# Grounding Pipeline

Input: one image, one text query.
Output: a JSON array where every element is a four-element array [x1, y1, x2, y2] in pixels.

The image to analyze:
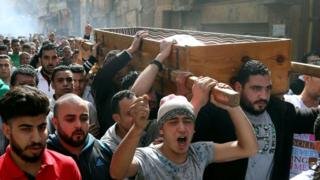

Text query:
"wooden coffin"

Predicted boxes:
[[94, 27, 292, 95]]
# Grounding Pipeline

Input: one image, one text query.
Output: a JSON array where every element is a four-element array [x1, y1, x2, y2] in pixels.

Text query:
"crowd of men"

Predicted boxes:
[[0, 24, 320, 180]]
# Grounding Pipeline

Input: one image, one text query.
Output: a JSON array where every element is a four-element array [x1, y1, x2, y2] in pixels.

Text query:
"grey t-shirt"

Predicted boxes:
[[133, 142, 215, 180], [101, 120, 159, 152], [245, 111, 276, 180], [100, 123, 122, 152]]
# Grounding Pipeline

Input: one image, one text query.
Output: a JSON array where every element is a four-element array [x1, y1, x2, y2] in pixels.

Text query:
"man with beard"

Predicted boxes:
[[37, 43, 59, 98], [192, 59, 320, 180], [48, 65, 99, 137], [0, 86, 81, 179], [47, 93, 112, 180], [110, 77, 258, 179]]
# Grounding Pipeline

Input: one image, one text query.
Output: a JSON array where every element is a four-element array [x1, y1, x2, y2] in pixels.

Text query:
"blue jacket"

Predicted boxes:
[[47, 133, 113, 180]]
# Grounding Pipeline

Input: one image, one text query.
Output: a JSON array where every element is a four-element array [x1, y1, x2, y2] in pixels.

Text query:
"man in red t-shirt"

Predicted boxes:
[[0, 85, 81, 179]]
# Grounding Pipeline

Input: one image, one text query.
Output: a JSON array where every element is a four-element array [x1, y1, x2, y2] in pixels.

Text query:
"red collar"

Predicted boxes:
[[2, 146, 57, 178]]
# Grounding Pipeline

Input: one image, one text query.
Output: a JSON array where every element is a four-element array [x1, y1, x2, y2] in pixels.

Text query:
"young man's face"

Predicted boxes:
[[63, 47, 72, 59], [11, 42, 20, 54], [161, 114, 195, 155], [52, 70, 74, 98], [40, 49, 59, 74], [237, 74, 272, 115], [53, 100, 89, 147], [72, 72, 87, 96], [0, 58, 11, 80], [114, 96, 137, 136], [20, 53, 31, 65], [2, 114, 48, 162]]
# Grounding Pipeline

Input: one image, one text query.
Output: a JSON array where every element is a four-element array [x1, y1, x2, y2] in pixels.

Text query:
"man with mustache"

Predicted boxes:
[[110, 77, 258, 179], [37, 43, 59, 98], [0, 86, 81, 179], [47, 93, 112, 180], [193, 59, 320, 180]]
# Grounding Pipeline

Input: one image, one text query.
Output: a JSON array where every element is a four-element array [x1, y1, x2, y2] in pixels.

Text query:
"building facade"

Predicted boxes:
[[12, 0, 319, 59]]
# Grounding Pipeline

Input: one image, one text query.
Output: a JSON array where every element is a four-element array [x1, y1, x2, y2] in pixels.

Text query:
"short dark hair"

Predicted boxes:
[[10, 65, 38, 86], [3, 39, 10, 45], [0, 85, 50, 123], [70, 64, 85, 74], [121, 71, 139, 90], [38, 43, 56, 58], [0, 54, 10, 60], [233, 59, 270, 85], [0, 45, 8, 51], [51, 65, 71, 81], [301, 49, 320, 64], [22, 43, 31, 51], [11, 38, 19, 44], [111, 90, 135, 114]]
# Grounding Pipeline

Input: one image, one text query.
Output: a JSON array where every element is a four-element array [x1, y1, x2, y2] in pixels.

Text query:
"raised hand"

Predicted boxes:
[[174, 71, 193, 97], [129, 95, 150, 130], [127, 30, 149, 54], [155, 39, 174, 63], [210, 82, 235, 110], [191, 76, 217, 115]]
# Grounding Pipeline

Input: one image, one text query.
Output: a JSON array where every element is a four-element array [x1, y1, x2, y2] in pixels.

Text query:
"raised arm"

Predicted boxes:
[[211, 83, 258, 162], [131, 40, 173, 96], [110, 95, 150, 179]]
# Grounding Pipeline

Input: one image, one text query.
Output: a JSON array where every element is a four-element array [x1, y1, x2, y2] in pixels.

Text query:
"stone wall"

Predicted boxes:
[[77, 0, 314, 58]]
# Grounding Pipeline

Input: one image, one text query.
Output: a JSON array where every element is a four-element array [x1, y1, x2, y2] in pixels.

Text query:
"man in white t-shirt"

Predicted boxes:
[[109, 77, 258, 179], [284, 74, 320, 177]]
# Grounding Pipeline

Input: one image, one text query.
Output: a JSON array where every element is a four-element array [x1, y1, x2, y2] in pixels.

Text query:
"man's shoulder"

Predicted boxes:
[[268, 96, 295, 112], [100, 124, 119, 148], [0, 153, 5, 166], [0, 80, 9, 96], [85, 135, 113, 156], [44, 149, 81, 179], [46, 134, 65, 153], [92, 138, 113, 155], [45, 149, 75, 164]]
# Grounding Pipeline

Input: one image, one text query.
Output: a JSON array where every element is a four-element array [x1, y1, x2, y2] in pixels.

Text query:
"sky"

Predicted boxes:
[[0, 0, 40, 37]]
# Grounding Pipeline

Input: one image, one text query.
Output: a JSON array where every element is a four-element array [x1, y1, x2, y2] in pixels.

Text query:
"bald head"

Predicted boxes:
[[53, 93, 88, 117]]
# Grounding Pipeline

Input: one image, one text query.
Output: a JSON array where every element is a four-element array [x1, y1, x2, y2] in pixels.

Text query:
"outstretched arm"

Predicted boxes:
[[110, 95, 150, 179], [211, 83, 258, 162], [131, 40, 173, 96]]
